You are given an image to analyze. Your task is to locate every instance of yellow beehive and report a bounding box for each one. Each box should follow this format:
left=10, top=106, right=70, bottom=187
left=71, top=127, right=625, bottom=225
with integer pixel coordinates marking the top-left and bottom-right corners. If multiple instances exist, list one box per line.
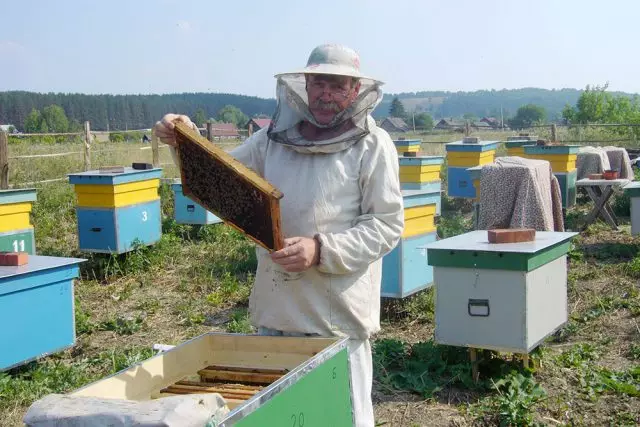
left=523, top=153, right=577, bottom=173
left=447, top=150, right=495, bottom=167
left=74, top=179, right=161, bottom=208
left=403, top=204, right=437, bottom=238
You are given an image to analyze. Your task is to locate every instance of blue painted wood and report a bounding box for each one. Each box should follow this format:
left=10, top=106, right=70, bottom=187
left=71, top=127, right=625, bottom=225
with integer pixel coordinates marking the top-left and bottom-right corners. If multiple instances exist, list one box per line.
left=0, top=255, right=84, bottom=371
left=523, top=145, right=580, bottom=155
left=445, top=141, right=500, bottom=152
left=68, top=168, right=162, bottom=185
left=447, top=167, right=476, bottom=198
left=399, top=156, right=445, bottom=166
left=382, top=232, right=437, bottom=298
left=402, top=189, right=441, bottom=215
left=555, top=170, right=577, bottom=208
left=400, top=180, right=442, bottom=192
left=172, top=184, right=222, bottom=225
left=76, top=200, right=161, bottom=254
left=0, top=188, right=37, bottom=205
left=76, top=208, right=118, bottom=252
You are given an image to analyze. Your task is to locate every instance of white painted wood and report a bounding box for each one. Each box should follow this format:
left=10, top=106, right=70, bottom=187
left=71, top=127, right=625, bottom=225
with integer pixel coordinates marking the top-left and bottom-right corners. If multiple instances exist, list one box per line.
left=434, top=256, right=568, bottom=353
left=631, top=197, right=640, bottom=236
left=525, top=256, right=567, bottom=349
left=422, top=230, right=577, bottom=253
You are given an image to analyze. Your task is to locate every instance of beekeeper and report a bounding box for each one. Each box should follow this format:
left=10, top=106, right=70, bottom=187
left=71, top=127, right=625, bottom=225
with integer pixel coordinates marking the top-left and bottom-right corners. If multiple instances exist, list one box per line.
left=154, top=44, right=404, bottom=427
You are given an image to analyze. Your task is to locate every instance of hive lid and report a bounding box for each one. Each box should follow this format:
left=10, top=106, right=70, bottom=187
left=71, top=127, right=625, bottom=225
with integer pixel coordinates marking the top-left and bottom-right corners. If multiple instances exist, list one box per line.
left=68, top=167, right=163, bottom=185
left=420, top=230, right=578, bottom=272
left=0, top=255, right=86, bottom=280
left=0, top=188, right=37, bottom=205
left=445, top=140, right=500, bottom=152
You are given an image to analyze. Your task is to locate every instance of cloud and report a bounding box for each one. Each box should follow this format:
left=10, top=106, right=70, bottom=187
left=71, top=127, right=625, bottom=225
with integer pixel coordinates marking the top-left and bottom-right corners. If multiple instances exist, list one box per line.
left=176, top=20, right=192, bottom=33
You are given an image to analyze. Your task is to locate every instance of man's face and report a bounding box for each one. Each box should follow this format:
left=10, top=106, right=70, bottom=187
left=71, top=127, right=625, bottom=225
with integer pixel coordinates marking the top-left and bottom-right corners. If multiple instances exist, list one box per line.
left=305, top=74, right=360, bottom=125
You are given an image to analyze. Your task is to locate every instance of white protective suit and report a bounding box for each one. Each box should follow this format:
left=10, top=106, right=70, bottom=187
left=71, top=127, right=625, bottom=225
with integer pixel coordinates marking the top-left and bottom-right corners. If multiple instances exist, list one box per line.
left=171, top=64, right=404, bottom=426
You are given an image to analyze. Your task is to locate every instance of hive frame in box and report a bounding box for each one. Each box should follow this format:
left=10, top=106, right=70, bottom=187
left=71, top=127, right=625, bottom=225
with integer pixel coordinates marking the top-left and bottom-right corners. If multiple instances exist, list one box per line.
left=67, top=332, right=354, bottom=426
left=174, top=123, right=284, bottom=252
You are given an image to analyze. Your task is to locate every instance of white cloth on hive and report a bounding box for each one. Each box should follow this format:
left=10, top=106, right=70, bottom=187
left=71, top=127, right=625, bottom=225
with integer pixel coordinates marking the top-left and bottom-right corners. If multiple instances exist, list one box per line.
left=23, top=393, right=230, bottom=427
left=577, top=146, right=611, bottom=179
left=602, top=146, right=633, bottom=179
left=477, top=157, right=564, bottom=232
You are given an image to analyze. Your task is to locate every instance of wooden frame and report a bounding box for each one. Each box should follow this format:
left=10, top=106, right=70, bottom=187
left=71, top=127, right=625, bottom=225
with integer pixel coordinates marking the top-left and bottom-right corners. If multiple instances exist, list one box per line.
left=174, top=123, right=284, bottom=251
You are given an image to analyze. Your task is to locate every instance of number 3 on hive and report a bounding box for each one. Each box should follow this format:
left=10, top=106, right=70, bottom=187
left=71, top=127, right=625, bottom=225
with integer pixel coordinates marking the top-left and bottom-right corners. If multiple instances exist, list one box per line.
left=12, top=240, right=25, bottom=252
left=141, top=211, right=148, bottom=222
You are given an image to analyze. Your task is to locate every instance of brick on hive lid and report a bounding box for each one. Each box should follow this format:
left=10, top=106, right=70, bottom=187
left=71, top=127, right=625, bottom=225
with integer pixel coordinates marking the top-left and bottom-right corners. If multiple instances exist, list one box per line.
left=487, top=229, right=536, bottom=244
left=132, top=162, right=153, bottom=170
left=403, top=152, right=418, bottom=157
left=463, top=136, right=480, bottom=144
left=0, top=251, right=29, bottom=266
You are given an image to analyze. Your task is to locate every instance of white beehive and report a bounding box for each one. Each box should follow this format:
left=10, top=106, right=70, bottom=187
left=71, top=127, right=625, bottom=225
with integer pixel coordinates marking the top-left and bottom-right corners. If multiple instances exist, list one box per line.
left=423, top=230, right=577, bottom=354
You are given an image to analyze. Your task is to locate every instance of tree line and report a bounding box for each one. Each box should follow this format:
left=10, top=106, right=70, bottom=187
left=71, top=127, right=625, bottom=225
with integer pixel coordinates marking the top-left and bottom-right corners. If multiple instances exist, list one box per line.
left=0, top=91, right=276, bottom=132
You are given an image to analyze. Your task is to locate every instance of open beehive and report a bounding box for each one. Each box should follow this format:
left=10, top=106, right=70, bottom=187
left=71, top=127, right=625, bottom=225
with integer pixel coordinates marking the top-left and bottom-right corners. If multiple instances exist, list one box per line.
left=63, top=333, right=353, bottom=426
left=174, top=123, right=284, bottom=251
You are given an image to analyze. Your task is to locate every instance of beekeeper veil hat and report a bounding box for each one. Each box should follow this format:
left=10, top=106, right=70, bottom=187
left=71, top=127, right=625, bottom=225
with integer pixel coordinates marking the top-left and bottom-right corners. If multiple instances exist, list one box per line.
left=267, top=44, right=385, bottom=153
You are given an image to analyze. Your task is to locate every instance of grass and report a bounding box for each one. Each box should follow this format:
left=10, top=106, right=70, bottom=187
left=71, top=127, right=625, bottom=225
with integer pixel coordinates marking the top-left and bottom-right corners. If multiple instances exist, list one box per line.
left=2, top=134, right=640, bottom=426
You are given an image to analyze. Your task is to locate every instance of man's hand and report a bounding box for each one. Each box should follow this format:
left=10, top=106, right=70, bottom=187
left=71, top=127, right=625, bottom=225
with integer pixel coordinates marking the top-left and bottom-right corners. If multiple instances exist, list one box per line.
left=270, top=237, right=320, bottom=272
left=153, top=114, right=197, bottom=147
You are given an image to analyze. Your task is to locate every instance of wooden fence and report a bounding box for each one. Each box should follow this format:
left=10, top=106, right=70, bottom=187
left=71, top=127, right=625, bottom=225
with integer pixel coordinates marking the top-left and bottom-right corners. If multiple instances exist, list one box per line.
left=0, top=120, right=244, bottom=189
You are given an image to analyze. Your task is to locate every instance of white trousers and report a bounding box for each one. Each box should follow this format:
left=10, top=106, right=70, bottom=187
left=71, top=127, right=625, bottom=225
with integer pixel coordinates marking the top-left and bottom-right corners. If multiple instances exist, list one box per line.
left=258, top=328, right=374, bottom=427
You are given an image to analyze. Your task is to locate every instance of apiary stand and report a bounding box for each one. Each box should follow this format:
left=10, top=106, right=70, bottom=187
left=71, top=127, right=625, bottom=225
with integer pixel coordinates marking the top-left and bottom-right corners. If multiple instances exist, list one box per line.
left=422, top=230, right=577, bottom=378
left=28, top=333, right=355, bottom=426
left=0, top=255, right=86, bottom=371
left=577, top=178, right=630, bottom=231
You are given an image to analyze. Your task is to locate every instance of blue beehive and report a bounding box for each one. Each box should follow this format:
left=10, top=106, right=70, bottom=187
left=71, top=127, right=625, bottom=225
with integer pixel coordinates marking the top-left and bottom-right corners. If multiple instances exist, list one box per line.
left=382, top=231, right=437, bottom=298
left=445, top=140, right=499, bottom=198
left=68, top=167, right=163, bottom=254
left=0, top=255, right=85, bottom=371
left=171, top=182, right=222, bottom=225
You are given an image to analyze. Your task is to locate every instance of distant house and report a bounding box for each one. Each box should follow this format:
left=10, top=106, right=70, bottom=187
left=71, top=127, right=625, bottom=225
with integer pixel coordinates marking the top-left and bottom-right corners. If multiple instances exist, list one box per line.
left=0, top=124, right=17, bottom=133
left=434, top=118, right=465, bottom=131
left=210, top=123, right=240, bottom=139
left=380, top=117, right=410, bottom=133
left=471, top=121, right=492, bottom=130
left=246, top=117, right=272, bottom=132
left=480, top=117, right=502, bottom=129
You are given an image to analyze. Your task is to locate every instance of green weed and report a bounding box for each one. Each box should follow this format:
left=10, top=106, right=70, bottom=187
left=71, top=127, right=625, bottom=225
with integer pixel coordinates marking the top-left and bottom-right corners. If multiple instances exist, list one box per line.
left=226, top=308, right=254, bottom=334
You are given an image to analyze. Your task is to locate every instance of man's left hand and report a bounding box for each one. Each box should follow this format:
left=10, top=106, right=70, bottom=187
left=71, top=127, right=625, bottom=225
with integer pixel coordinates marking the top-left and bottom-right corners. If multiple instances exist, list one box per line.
left=270, top=237, right=320, bottom=272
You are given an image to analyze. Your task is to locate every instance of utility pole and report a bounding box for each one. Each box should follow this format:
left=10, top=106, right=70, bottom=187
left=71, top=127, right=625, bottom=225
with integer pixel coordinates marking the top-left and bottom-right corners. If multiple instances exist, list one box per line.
left=412, top=112, right=416, bottom=132
left=500, top=105, right=504, bottom=131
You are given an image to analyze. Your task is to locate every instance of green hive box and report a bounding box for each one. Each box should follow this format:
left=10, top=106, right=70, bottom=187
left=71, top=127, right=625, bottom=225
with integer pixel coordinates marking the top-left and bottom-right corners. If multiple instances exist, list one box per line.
left=423, top=230, right=578, bottom=354
left=29, top=333, right=354, bottom=426
left=0, top=189, right=38, bottom=254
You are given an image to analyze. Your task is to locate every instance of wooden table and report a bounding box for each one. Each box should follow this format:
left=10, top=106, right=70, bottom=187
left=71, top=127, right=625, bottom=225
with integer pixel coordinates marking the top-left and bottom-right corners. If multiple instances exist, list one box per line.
left=576, top=178, right=631, bottom=230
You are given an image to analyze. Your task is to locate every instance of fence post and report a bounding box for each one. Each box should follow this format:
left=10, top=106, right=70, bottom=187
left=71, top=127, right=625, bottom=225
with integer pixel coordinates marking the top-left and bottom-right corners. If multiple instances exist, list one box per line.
left=206, top=121, right=213, bottom=142
left=151, top=129, right=160, bottom=168
left=0, top=132, right=8, bottom=189
left=464, top=121, right=470, bottom=137
left=83, top=121, right=91, bottom=171
left=551, top=124, right=557, bottom=142
left=248, top=122, right=253, bottom=137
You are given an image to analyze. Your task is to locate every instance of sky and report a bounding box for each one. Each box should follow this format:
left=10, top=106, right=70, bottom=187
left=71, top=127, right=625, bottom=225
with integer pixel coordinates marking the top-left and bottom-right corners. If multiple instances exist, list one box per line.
left=1, top=0, right=638, bottom=99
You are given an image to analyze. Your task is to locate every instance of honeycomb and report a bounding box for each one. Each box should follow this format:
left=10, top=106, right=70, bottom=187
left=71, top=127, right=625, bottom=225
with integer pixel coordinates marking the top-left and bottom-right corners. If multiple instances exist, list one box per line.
left=174, top=123, right=284, bottom=251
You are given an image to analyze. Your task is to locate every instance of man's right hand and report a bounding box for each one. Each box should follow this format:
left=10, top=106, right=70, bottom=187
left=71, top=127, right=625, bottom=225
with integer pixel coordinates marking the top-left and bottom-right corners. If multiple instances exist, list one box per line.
left=153, top=114, right=196, bottom=147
